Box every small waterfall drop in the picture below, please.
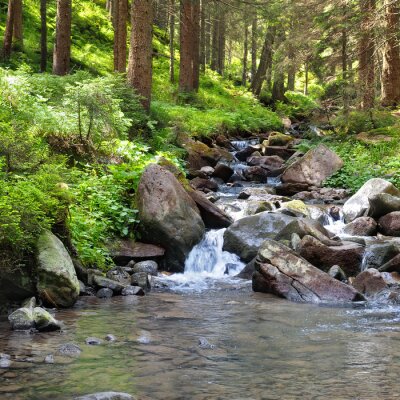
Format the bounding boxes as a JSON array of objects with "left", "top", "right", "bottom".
[{"left": 323, "top": 209, "right": 346, "bottom": 236}]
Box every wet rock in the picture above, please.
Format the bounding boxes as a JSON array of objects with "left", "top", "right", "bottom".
[
  {"left": 74, "top": 392, "right": 134, "bottom": 400},
  {"left": 236, "top": 258, "right": 256, "bottom": 279},
  {"left": 352, "top": 269, "right": 388, "bottom": 297},
  {"left": 281, "top": 144, "right": 343, "bottom": 187},
  {"left": 33, "top": 307, "right": 62, "bottom": 332},
  {"left": 58, "top": 343, "right": 82, "bottom": 357},
  {"left": 275, "top": 218, "right": 338, "bottom": 246},
  {"left": 36, "top": 230, "right": 80, "bottom": 308},
  {"left": 275, "top": 183, "right": 310, "bottom": 196},
  {"left": 190, "top": 177, "right": 219, "bottom": 192},
  {"left": 379, "top": 212, "right": 400, "bottom": 236},
  {"left": 121, "top": 285, "right": 145, "bottom": 296},
  {"left": 253, "top": 239, "right": 363, "bottom": 303},
  {"left": 263, "top": 146, "right": 296, "bottom": 160},
  {"left": 93, "top": 275, "right": 127, "bottom": 294},
  {"left": 247, "top": 155, "right": 284, "bottom": 169},
  {"left": 223, "top": 212, "right": 296, "bottom": 262},
  {"left": 44, "top": 354, "right": 54, "bottom": 364},
  {"left": 132, "top": 260, "right": 158, "bottom": 276},
  {"left": 105, "top": 334, "right": 117, "bottom": 342},
  {"left": 131, "top": 272, "right": 151, "bottom": 291},
  {"left": 379, "top": 254, "right": 400, "bottom": 273},
  {"left": 107, "top": 240, "right": 165, "bottom": 266},
  {"left": 265, "top": 132, "right": 294, "bottom": 147},
  {"left": 137, "top": 164, "right": 205, "bottom": 272},
  {"left": 189, "top": 190, "right": 233, "bottom": 229},
  {"left": 235, "top": 146, "right": 258, "bottom": 161},
  {"left": 361, "top": 243, "right": 399, "bottom": 270},
  {"left": 200, "top": 166, "right": 215, "bottom": 176},
  {"left": 198, "top": 337, "right": 215, "bottom": 349},
  {"left": 368, "top": 193, "right": 400, "bottom": 218},
  {"left": 212, "top": 163, "right": 234, "bottom": 182},
  {"left": 106, "top": 267, "right": 131, "bottom": 286},
  {"left": 96, "top": 288, "right": 113, "bottom": 299},
  {"left": 343, "top": 178, "right": 400, "bottom": 222},
  {"left": 184, "top": 140, "right": 232, "bottom": 170},
  {"left": 215, "top": 134, "right": 233, "bottom": 150},
  {"left": 237, "top": 187, "right": 276, "bottom": 200},
  {"left": 343, "top": 217, "right": 377, "bottom": 236},
  {"left": 0, "top": 357, "right": 11, "bottom": 369},
  {"left": 279, "top": 200, "right": 309, "bottom": 218},
  {"left": 85, "top": 337, "right": 103, "bottom": 345},
  {"left": 298, "top": 235, "right": 364, "bottom": 277},
  {"left": 243, "top": 166, "right": 269, "bottom": 183},
  {"left": 328, "top": 265, "right": 347, "bottom": 282}
]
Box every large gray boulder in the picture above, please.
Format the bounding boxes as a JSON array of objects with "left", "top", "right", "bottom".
[
  {"left": 36, "top": 231, "right": 80, "bottom": 308},
  {"left": 137, "top": 164, "right": 205, "bottom": 272},
  {"left": 253, "top": 239, "right": 364, "bottom": 303},
  {"left": 223, "top": 212, "right": 295, "bottom": 262},
  {"left": 343, "top": 178, "right": 400, "bottom": 222},
  {"left": 281, "top": 144, "right": 343, "bottom": 187},
  {"left": 368, "top": 193, "right": 400, "bottom": 218}
]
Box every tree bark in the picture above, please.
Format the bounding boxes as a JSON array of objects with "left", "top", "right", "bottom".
[
  {"left": 250, "top": 26, "right": 275, "bottom": 96},
  {"left": 192, "top": 0, "right": 200, "bottom": 89},
  {"left": 205, "top": 6, "right": 211, "bottom": 65},
  {"left": 251, "top": 12, "right": 257, "bottom": 81},
  {"left": 40, "top": 0, "right": 47, "bottom": 72},
  {"left": 359, "top": 0, "right": 376, "bottom": 110},
  {"left": 287, "top": 44, "right": 296, "bottom": 91},
  {"left": 13, "top": 0, "right": 23, "bottom": 49},
  {"left": 169, "top": 0, "right": 175, "bottom": 82},
  {"left": 113, "top": 0, "right": 128, "bottom": 72},
  {"left": 200, "top": 0, "right": 206, "bottom": 72},
  {"left": 242, "top": 21, "right": 249, "bottom": 86},
  {"left": 381, "top": 0, "right": 400, "bottom": 107},
  {"left": 53, "top": 0, "right": 72, "bottom": 76},
  {"left": 3, "top": 0, "right": 15, "bottom": 60},
  {"left": 217, "top": 10, "right": 226, "bottom": 75},
  {"left": 127, "top": 0, "right": 154, "bottom": 111},
  {"left": 210, "top": 2, "right": 219, "bottom": 71}
]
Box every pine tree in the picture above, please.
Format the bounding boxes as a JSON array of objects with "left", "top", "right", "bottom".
[{"left": 53, "top": 0, "right": 72, "bottom": 76}]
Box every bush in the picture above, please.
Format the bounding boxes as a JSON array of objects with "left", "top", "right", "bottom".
[{"left": 276, "top": 91, "right": 319, "bottom": 119}]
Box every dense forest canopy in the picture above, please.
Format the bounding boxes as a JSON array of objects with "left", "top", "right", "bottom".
[{"left": 1, "top": 0, "right": 400, "bottom": 273}]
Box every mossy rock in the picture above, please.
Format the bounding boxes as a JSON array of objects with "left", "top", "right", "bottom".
[
  {"left": 280, "top": 200, "right": 310, "bottom": 217},
  {"left": 356, "top": 131, "right": 396, "bottom": 144},
  {"left": 266, "top": 132, "right": 294, "bottom": 147}
]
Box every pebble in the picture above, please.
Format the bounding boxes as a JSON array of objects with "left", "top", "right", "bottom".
[
  {"left": 58, "top": 343, "right": 82, "bottom": 357},
  {"left": 105, "top": 334, "right": 117, "bottom": 342},
  {"left": 44, "top": 354, "right": 55, "bottom": 364},
  {"left": 85, "top": 337, "right": 103, "bottom": 345}
]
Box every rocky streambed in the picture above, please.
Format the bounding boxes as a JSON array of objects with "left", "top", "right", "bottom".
[{"left": 3, "top": 130, "right": 400, "bottom": 399}]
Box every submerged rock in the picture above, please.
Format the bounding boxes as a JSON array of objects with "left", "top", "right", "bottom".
[
  {"left": 343, "top": 178, "right": 400, "bottom": 222},
  {"left": 74, "top": 392, "right": 134, "bottom": 400},
  {"left": 121, "top": 286, "right": 145, "bottom": 296},
  {"left": 96, "top": 288, "right": 113, "bottom": 299},
  {"left": 85, "top": 337, "right": 103, "bottom": 345},
  {"left": 137, "top": 164, "right": 205, "bottom": 272},
  {"left": 223, "top": 212, "right": 295, "bottom": 262},
  {"left": 281, "top": 144, "right": 343, "bottom": 187},
  {"left": 58, "top": 343, "right": 82, "bottom": 357},
  {"left": 253, "top": 239, "right": 364, "bottom": 303},
  {"left": 36, "top": 230, "right": 80, "bottom": 308}
]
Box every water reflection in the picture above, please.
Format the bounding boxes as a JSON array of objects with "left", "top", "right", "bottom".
[{"left": 1, "top": 285, "right": 400, "bottom": 399}]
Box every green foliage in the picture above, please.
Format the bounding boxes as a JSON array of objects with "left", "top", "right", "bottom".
[
  {"left": 276, "top": 91, "right": 319, "bottom": 119},
  {"left": 333, "top": 110, "right": 398, "bottom": 135}
]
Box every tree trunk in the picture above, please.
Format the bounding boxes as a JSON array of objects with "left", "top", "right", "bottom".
[
  {"left": 217, "top": 10, "right": 226, "bottom": 75},
  {"left": 381, "top": 0, "right": 400, "bottom": 107},
  {"left": 3, "top": 0, "right": 15, "bottom": 60},
  {"left": 169, "top": 0, "right": 175, "bottom": 83},
  {"left": 210, "top": 3, "right": 219, "bottom": 71},
  {"left": 250, "top": 26, "right": 275, "bottom": 96},
  {"left": 40, "top": 0, "right": 47, "bottom": 72},
  {"left": 127, "top": 0, "right": 154, "bottom": 111},
  {"left": 242, "top": 21, "right": 248, "bottom": 86},
  {"left": 287, "top": 44, "right": 296, "bottom": 91},
  {"left": 200, "top": 0, "right": 206, "bottom": 72},
  {"left": 205, "top": 6, "right": 211, "bottom": 65},
  {"left": 359, "top": 0, "right": 376, "bottom": 110},
  {"left": 13, "top": 0, "right": 23, "bottom": 49},
  {"left": 272, "top": 70, "right": 285, "bottom": 104},
  {"left": 113, "top": 0, "right": 128, "bottom": 72},
  {"left": 53, "top": 0, "right": 72, "bottom": 76},
  {"left": 155, "top": 0, "right": 168, "bottom": 29},
  {"left": 304, "top": 60, "right": 309, "bottom": 95},
  {"left": 341, "top": 4, "right": 349, "bottom": 115},
  {"left": 251, "top": 12, "right": 257, "bottom": 81}
]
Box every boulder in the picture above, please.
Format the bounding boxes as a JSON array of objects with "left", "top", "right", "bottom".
[
  {"left": 298, "top": 235, "right": 364, "bottom": 277},
  {"left": 107, "top": 240, "right": 165, "bottom": 265},
  {"left": 343, "top": 178, "right": 400, "bottom": 222},
  {"left": 0, "top": 265, "right": 35, "bottom": 304},
  {"left": 379, "top": 212, "right": 400, "bottom": 236},
  {"left": 190, "top": 177, "right": 219, "bottom": 192},
  {"left": 33, "top": 307, "right": 62, "bottom": 332},
  {"left": 93, "top": 275, "right": 127, "bottom": 294},
  {"left": 368, "top": 193, "right": 400, "bottom": 218},
  {"left": 253, "top": 239, "right": 363, "bottom": 303},
  {"left": 189, "top": 190, "right": 233, "bottom": 229},
  {"left": 361, "top": 243, "right": 398, "bottom": 270},
  {"left": 243, "top": 166, "right": 269, "bottom": 183},
  {"left": 236, "top": 258, "right": 256, "bottom": 279},
  {"left": 212, "top": 163, "right": 234, "bottom": 182},
  {"left": 379, "top": 254, "right": 400, "bottom": 273},
  {"left": 246, "top": 155, "right": 284, "bottom": 170},
  {"left": 121, "top": 286, "right": 145, "bottom": 296},
  {"left": 263, "top": 146, "right": 296, "bottom": 160},
  {"left": 106, "top": 267, "right": 131, "bottom": 285},
  {"left": 132, "top": 260, "right": 158, "bottom": 276},
  {"left": 137, "top": 164, "right": 205, "bottom": 272},
  {"left": 184, "top": 140, "right": 232, "bottom": 170},
  {"left": 343, "top": 217, "right": 377, "bottom": 236},
  {"left": 281, "top": 144, "right": 343, "bottom": 187},
  {"left": 235, "top": 146, "right": 258, "bottom": 162},
  {"left": 96, "top": 288, "right": 113, "bottom": 299},
  {"left": 200, "top": 166, "right": 215, "bottom": 176},
  {"left": 275, "top": 183, "right": 310, "bottom": 196},
  {"left": 36, "top": 231, "right": 80, "bottom": 308},
  {"left": 265, "top": 132, "right": 294, "bottom": 147},
  {"left": 352, "top": 269, "right": 388, "bottom": 297},
  {"left": 131, "top": 272, "right": 152, "bottom": 291},
  {"left": 328, "top": 265, "right": 347, "bottom": 282},
  {"left": 223, "top": 212, "right": 295, "bottom": 262}
]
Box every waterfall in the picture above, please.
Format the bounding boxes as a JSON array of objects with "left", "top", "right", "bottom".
[
  {"left": 184, "top": 229, "right": 245, "bottom": 278},
  {"left": 231, "top": 138, "right": 260, "bottom": 150}
]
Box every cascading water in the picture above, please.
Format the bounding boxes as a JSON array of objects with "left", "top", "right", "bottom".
[
  {"left": 231, "top": 138, "right": 260, "bottom": 150},
  {"left": 163, "top": 229, "right": 246, "bottom": 291}
]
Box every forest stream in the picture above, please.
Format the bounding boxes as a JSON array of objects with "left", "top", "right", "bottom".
[{"left": 2, "top": 137, "right": 400, "bottom": 400}]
